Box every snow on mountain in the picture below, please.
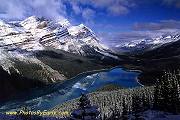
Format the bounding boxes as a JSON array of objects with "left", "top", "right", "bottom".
[
  {"left": 0, "top": 16, "right": 117, "bottom": 83},
  {"left": 0, "top": 16, "right": 110, "bottom": 56},
  {"left": 57, "top": 18, "right": 71, "bottom": 28},
  {"left": 0, "top": 20, "right": 24, "bottom": 36},
  {"left": 0, "top": 48, "right": 17, "bottom": 74},
  {"left": 20, "top": 16, "right": 41, "bottom": 30},
  {"left": 0, "top": 47, "right": 66, "bottom": 83},
  {"left": 115, "top": 33, "right": 180, "bottom": 52}
]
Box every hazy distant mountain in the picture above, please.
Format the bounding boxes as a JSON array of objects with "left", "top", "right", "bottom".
[
  {"left": 121, "top": 33, "right": 180, "bottom": 85},
  {"left": 114, "top": 33, "right": 180, "bottom": 54}
]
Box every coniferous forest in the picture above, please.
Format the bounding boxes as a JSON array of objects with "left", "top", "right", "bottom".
[
  {"left": 0, "top": 1, "right": 180, "bottom": 120},
  {"left": 1, "top": 70, "right": 180, "bottom": 120},
  {"left": 52, "top": 70, "right": 180, "bottom": 119}
]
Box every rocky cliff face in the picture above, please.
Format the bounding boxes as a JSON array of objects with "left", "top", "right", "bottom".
[
  {"left": 0, "top": 16, "right": 119, "bottom": 101},
  {"left": 0, "top": 16, "right": 109, "bottom": 54},
  {"left": 0, "top": 16, "right": 117, "bottom": 81}
]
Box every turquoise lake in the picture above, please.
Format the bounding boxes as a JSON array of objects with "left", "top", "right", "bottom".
[{"left": 0, "top": 67, "right": 142, "bottom": 112}]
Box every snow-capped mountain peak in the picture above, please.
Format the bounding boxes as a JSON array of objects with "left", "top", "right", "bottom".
[
  {"left": 0, "top": 15, "right": 114, "bottom": 58},
  {"left": 115, "top": 33, "right": 180, "bottom": 52},
  {"left": 57, "top": 18, "right": 71, "bottom": 28},
  {"left": 0, "top": 20, "right": 9, "bottom": 26},
  {"left": 0, "top": 15, "right": 119, "bottom": 86},
  {"left": 20, "top": 16, "right": 41, "bottom": 29},
  {"left": 68, "top": 24, "right": 93, "bottom": 37}
]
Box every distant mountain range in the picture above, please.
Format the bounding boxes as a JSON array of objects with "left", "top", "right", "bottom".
[
  {"left": 114, "top": 33, "right": 180, "bottom": 54},
  {"left": 117, "top": 31, "right": 180, "bottom": 85}
]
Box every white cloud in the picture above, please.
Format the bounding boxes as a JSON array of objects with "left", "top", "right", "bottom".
[
  {"left": 133, "top": 20, "right": 180, "bottom": 31},
  {"left": 108, "top": 5, "right": 129, "bottom": 15},
  {"left": 66, "top": 0, "right": 135, "bottom": 17},
  {"left": 62, "top": 0, "right": 135, "bottom": 26},
  {"left": 82, "top": 8, "right": 95, "bottom": 25},
  {"left": 0, "top": 0, "right": 25, "bottom": 19},
  {"left": 70, "top": 1, "right": 81, "bottom": 15},
  {"left": 99, "top": 28, "right": 180, "bottom": 47},
  {"left": 98, "top": 19, "right": 180, "bottom": 47},
  {"left": 27, "top": 0, "right": 66, "bottom": 20},
  {"left": 82, "top": 8, "right": 95, "bottom": 19},
  {"left": 89, "top": 0, "right": 135, "bottom": 15},
  {"left": 162, "top": 0, "right": 180, "bottom": 8},
  {"left": 0, "top": 0, "right": 66, "bottom": 20}
]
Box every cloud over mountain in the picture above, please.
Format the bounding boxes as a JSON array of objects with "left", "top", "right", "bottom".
[
  {"left": 133, "top": 20, "right": 180, "bottom": 31},
  {"left": 0, "top": 0, "right": 66, "bottom": 20},
  {"left": 0, "top": 0, "right": 179, "bottom": 48},
  {"left": 163, "top": 0, "right": 180, "bottom": 8},
  {"left": 66, "top": 0, "right": 135, "bottom": 16}
]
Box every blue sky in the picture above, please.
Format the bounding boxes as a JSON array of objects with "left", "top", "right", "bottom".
[{"left": 0, "top": 0, "right": 180, "bottom": 46}]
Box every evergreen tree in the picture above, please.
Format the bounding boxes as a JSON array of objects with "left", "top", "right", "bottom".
[
  {"left": 142, "top": 93, "right": 150, "bottom": 111},
  {"left": 132, "top": 95, "right": 143, "bottom": 120},
  {"left": 71, "top": 93, "right": 100, "bottom": 120},
  {"left": 121, "top": 98, "right": 128, "bottom": 120},
  {"left": 154, "top": 77, "right": 164, "bottom": 111},
  {"left": 153, "top": 71, "right": 180, "bottom": 114},
  {"left": 108, "top": 104, "right": 121, "bottom": 120},
  {"left": 168, "top": 71, "right": 180, "bottom": 113},
  {"left": 78, "top": 94, "right": 91, "bottom": 109}
]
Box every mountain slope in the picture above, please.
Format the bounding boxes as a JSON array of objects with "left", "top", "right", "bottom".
[
  {"left": 120, "top": 35, "right": 180, "bottom": 85},
  {"left": 114, "top": 33, "right": 180, "bottom": 54},
  {"left": 0, "top": 16, "right": 119, "bottom": 102},
  {"left": 137, "top": 37, "right": 180, "bottom": 59},
  {"left": 0, "top": 16, "right": 118, "bottom": 78},
  {"left": 0, "top": 16, "right": 111, "bottom": 56}
]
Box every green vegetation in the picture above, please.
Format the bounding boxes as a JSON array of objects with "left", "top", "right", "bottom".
[
  {"left": 0, "top": 49, "right": 119, "bottom": 102},
  {"left": 52, "top": 86, "right": 154, "bottom": 119},
  {"left": 36, "top": 50, "right": 117, "bottom": 79},
  {"left": 94, "top": 84, "right": 122, "bottom": 92},
  {"left": 70, "top": 94, "right": 100, "bottom": 119},
  {"left": 52, "top": 70, "right": 180, "bottom": 119},
  {"left": 154, "top": 71, "right": 180, "bottom": 114}
]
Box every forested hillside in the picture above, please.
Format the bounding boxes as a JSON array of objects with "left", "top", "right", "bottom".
[{"left": 53, "top": 70, "right": 180, "bottom": 119}]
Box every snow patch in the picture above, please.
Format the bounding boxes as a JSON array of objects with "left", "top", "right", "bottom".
[{"left": 72, "top": 82, "right": 87, "bottom": 91}]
